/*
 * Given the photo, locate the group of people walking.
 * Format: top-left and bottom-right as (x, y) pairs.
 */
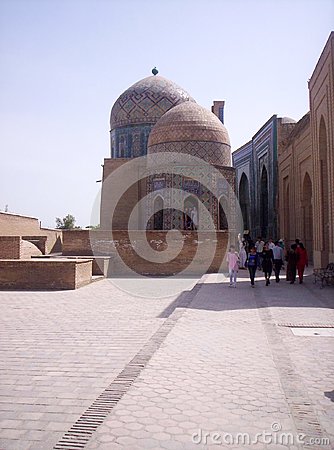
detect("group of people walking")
(226, 235), (308, 288)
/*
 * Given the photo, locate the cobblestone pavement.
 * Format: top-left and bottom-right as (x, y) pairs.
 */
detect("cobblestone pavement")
(0, 269), (333, 450)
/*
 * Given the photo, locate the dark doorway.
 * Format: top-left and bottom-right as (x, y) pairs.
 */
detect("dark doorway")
(219, 197), (228, 230)
(184, 196), (198, 230)
(260, 166), (269, 238)
(319, 117), (329, 262)
(153, 196), (164, 230)
(303, 172), (313, 261)
(239, 173), (250, 231)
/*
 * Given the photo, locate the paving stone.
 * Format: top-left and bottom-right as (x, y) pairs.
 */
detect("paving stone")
(1, 271), (333, 449)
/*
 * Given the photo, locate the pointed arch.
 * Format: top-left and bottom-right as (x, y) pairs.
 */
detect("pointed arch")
(302, 172), (313, 259)
(153, 195), (164, 230)
(260, 165), (269, 238)
(239, 173), (250, 231)
(218, 196), (228, 230)
(284, 182), (290, 243)
(319, 116), (329, 253)
(184, 195), (199, 230)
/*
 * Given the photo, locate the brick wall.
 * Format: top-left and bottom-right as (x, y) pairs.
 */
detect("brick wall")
(0, 260), (92, 290)
(0, 212), (62, 254)
(0, 236), (21, 259)
(75, 261), (94, 288)
(100, 158), (145, 230)
(309, 32), (334, 267)
(0, 212), (40, 235)
(41, 229), (63, 254)
(62, 229), (229, 275)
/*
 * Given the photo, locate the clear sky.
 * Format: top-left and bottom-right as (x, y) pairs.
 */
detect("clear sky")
(0, 0), (333, 228)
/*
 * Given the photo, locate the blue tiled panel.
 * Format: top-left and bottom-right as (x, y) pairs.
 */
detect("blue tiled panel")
(110, 124), (154, 158)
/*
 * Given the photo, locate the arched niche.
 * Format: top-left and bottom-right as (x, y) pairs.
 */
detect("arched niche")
(239, 173), (250, 231)
(153, 195), (164, 230)
(319, 116), (329, 254)
(260, 165), (269, 238)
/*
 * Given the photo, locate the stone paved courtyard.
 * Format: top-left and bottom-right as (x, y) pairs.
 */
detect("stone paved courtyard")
(0, 268), (333, 450)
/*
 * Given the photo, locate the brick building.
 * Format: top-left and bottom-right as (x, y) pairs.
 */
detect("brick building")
(232, 32), (333, 267)
(278, 32), (334, 267)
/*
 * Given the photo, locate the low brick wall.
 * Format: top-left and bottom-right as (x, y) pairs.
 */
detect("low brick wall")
(0, 236), (44, 259)
(61, 257), (110, 276)
(0, 259), (92, 290)
(31, 255), (110, 276)
(62, 230), (229, 276)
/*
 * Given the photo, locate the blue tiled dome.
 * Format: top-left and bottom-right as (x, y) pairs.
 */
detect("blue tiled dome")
(110, 76), (195, 130)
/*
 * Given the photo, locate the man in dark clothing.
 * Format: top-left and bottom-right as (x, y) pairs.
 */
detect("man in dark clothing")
(247, 247), (258, 287)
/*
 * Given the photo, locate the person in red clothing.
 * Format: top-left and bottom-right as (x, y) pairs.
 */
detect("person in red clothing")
(296, 242), (308, 284)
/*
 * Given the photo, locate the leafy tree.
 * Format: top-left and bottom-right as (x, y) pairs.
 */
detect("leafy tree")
(55, 214), (77, 229)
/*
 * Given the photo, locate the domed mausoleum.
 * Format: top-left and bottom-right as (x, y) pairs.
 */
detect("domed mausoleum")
(100, 71), (236, 232)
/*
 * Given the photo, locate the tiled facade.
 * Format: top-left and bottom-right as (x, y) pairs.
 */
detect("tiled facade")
(111, 124), (152, 158)
(145, 166), (236, 231)
(232, 116), (295, 239)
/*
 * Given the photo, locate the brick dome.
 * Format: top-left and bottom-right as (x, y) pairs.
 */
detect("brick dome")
(147, 102), (231, 166)
(110, 76), (195, 130)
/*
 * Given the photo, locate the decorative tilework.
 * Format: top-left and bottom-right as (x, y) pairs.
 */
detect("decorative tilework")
(111, 125), (152, 158)
(148, 102), (230, 148)
(148, 141), (231, 167)
(145, 166), (236, 231)
(110, 76), (195, 130)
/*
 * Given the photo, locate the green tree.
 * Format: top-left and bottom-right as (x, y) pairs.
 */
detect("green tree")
(55, 214), (77, 229)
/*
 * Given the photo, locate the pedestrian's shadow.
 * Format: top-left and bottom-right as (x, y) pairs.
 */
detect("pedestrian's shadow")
(157, 274), (334, 317)
(324, 390), (334, 402)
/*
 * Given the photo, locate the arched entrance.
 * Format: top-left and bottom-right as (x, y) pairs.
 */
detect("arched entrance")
(260, 166), (269, 238)
(284, 182), (290, 243)
(319, 117), (329, 261)
(184, 196), (198, 230)
(218, 197), (228, 230)
(302, 172), (313, 260)
(239, 173), (250, 231)
(153, 196), (164, 230)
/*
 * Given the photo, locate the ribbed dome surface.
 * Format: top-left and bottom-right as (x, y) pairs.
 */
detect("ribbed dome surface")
(148, 102), (230, 147)
(147, 102), (231, 167)
(110, 76), (195, 130)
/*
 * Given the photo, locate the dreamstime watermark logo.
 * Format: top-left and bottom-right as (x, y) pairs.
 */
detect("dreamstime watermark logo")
(191, 423), (330, 446)
(90, 152), (243, 298)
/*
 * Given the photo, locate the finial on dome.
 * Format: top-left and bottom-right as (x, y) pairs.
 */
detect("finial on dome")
(152, 67), (158, 76)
